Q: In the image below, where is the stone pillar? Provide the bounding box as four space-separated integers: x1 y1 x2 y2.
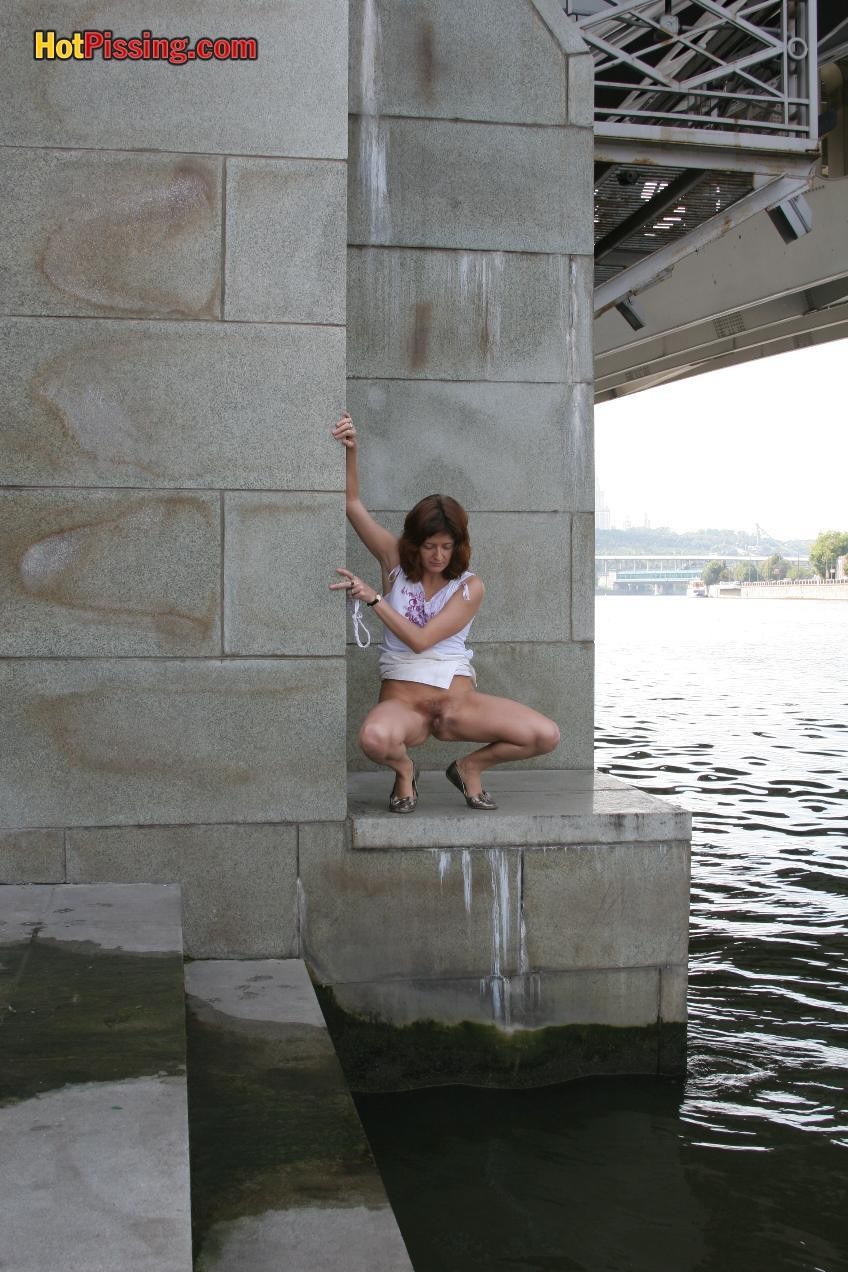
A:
345 0 595 770
0 2 350 944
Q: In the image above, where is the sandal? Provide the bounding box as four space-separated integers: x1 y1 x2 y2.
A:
445 760 497 811
389 762 419 814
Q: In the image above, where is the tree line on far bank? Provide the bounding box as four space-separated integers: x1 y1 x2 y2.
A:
702 531 848 586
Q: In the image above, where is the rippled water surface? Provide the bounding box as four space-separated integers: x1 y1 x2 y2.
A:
358 597 848 1272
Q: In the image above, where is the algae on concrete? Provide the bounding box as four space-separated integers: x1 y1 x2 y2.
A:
314 983 685 1092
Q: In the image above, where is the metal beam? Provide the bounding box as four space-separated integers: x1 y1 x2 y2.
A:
594 173 810 313
595 122 819 176
595 299 848 399
594 169 705 262
595 175 848 354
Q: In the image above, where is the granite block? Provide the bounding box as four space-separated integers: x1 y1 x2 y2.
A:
185 958 325 1029
67 824 298 959
348 116 593 253
347 771 691 850
298 822 522 981
347 248 574 382
568 254 595 385
566 381 594 512
0 830 64 884
1 658 346 827
3 0 347 158
571 512 595 642
660 963 689 1024
225 493 345 656
0 489 220 656
0 148 221 319
0 317 345 489
349 0 568 124
345 379 572 512
523 840 691 969
567 51 596 127
225 157 347 324
509 965 660 1028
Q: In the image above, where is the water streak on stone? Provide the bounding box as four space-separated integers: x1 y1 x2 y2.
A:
359 0 390 243
461 849 473 914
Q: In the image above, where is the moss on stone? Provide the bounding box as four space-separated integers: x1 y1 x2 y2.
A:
314 983 686 1092
0 940 185 1106
185 1006 387 1253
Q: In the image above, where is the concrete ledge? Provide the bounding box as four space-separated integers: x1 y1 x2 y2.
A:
185 959 413 1271
0 883 191 1271
348 769 691 849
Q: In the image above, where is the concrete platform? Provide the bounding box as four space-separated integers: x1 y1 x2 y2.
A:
347 768 691 849
0 883 192 1272
297 771 693 1087
185 958 413 1272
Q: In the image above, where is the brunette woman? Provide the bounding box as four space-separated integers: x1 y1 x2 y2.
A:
330 411 560 812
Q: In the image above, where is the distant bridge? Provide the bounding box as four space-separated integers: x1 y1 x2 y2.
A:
597 553 810 593
596 553 807 569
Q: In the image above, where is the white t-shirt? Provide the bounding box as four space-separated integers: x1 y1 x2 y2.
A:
379 566 476 660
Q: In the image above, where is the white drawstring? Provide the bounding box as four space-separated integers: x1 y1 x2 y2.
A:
348 596 372 648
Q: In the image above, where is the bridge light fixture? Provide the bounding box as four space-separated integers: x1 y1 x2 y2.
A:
615 296 647 331
767 194 813 244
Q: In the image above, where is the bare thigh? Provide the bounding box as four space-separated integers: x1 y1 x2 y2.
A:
434 690 556 747
358 699 432 753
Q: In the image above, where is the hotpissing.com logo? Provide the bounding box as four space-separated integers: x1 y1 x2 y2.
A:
33 30 258 64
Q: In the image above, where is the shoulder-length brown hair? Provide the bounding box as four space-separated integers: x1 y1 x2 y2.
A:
398 495 471 581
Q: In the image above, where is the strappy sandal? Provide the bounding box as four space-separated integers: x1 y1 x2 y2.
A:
389 762 419 814
445 760 497 811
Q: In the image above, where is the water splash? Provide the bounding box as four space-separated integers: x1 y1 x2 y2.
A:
488 849 513 1025
359 0 390 242
296 878 307 954
461 850 473 914
438 850 451 887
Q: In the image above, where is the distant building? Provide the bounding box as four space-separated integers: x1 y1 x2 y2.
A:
595 480 612 530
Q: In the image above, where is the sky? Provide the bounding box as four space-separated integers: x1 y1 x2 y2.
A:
595 337 848 541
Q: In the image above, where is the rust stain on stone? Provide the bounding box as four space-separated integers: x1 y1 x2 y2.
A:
29 689 253 785
417 22 437 103
11 497 216 639
37 158 220 318
31 346 166 480
410 302 432 370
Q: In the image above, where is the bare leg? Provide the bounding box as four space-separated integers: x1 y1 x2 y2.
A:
434 692 560 797
358 700 431 799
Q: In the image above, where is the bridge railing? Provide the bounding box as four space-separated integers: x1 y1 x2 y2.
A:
569 0 818 162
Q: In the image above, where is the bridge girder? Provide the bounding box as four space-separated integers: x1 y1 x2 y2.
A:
594 174 848 398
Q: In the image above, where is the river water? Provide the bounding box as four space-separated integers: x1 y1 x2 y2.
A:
357 597 848 1272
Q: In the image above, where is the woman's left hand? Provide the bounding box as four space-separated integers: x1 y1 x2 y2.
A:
330 568 378 605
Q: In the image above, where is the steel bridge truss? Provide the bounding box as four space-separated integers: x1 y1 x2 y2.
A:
569 2 822 316
575 0 817 163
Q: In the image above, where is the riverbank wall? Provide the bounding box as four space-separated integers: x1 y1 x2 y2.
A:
740 581 848 600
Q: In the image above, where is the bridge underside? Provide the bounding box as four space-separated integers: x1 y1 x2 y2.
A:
575 0 848 395
595 173 848 399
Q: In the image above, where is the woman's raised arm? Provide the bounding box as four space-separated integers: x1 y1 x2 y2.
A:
332 412 399 573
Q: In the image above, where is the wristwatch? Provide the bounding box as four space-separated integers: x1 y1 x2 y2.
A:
366 593 382 607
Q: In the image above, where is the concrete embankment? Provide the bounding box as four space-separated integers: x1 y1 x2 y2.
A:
739 582 848 600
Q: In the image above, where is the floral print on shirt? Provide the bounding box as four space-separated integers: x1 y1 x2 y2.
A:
401 585 428 627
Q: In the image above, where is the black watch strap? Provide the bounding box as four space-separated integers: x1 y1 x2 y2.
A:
366 594 382 607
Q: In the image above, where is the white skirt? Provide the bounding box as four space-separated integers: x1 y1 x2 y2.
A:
378 650 476 690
